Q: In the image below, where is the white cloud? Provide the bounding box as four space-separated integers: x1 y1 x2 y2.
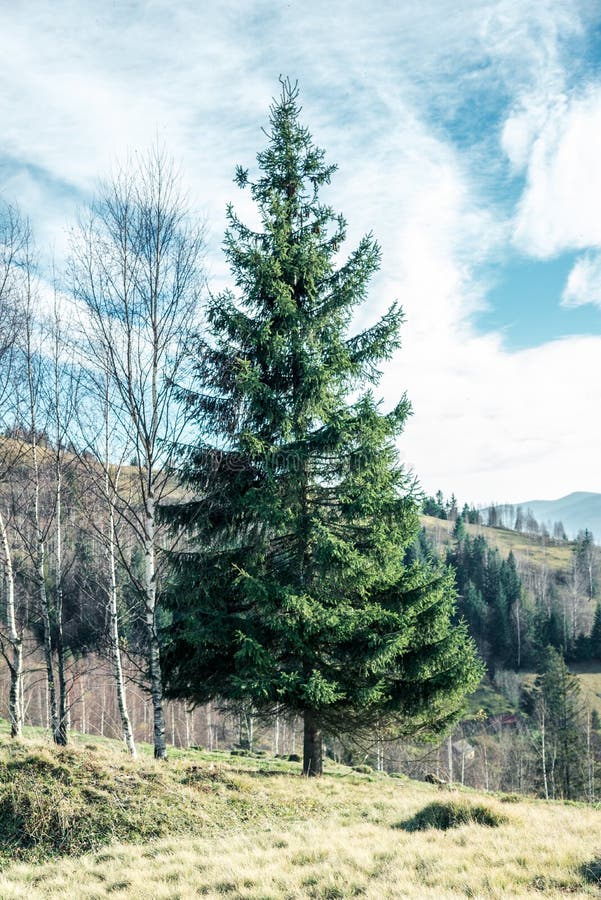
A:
510 86 601 257
562 252 601 308
376 154 601 503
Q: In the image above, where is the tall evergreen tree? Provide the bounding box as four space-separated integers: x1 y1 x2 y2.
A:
575 529 597 601
590 602 601 660
161 80 482 775
485 548 511 667
501 551 523 668
468 535 488 595
533 647 585 799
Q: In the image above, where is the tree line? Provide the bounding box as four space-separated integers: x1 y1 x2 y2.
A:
423 488 570 540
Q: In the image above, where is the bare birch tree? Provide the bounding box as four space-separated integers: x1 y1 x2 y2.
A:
45 284 84 744
0 201 29 736
21 248 65 743
70 148 204 758
71 358 137 756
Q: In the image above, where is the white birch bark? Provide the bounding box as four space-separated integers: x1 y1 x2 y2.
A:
144 491 167 758
52 312 68 745
104 374 137 757
0 509 22 737
25 307 59 741
540 704 549 800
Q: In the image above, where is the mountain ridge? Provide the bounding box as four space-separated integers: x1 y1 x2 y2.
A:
494 491 601 540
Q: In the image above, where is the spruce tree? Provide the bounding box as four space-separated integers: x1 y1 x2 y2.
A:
161 80 482 775
534 647 585 799
590 602 601 660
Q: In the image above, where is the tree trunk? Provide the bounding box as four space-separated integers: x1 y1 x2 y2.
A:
107 494 136 754
303 712 323 777
80 671 86 733
483 743 489 792
27 309 58 742
38 537 59 740
540 706 549 800
54 454 68 746
587 708 594 803
206 703 213 750
103 373 136 756
0 510 23 738
185 707 192 748
144 497 167 759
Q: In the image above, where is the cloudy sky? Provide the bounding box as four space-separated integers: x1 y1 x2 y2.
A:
1 0 600 506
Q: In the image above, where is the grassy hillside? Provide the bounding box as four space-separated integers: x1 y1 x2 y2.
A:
518 668 601 721
421 514 574 571
562 663 601 718
1 732 601 898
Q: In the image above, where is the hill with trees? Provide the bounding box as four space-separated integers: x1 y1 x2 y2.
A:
416 491 601 800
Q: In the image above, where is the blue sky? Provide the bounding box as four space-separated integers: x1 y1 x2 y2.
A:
2 0 601 504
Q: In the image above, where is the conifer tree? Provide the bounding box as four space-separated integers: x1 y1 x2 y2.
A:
590 602 601 660
161 80 482 775
533 647 585 799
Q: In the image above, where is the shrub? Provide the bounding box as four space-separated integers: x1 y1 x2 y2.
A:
499 793 522 804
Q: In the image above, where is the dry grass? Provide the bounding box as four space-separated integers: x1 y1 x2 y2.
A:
519 666 601 719
571 665 601 717
0 739 331 865
0 738 601 898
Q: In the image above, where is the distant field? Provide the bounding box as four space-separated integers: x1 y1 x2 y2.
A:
514 666 601 720
571 664 601 717
1 733 601 898
421 515 574 571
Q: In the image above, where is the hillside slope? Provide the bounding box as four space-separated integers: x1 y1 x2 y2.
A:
420 514 573 570
1 735 601 899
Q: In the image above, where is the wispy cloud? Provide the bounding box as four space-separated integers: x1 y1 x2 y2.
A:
561 252 601 308
511 87 601 257
1 0 601 503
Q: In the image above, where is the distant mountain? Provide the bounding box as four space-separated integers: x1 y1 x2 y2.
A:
493 492 601 541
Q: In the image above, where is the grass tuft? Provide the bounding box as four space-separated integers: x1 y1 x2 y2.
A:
581 857 601 885
396 799 508 832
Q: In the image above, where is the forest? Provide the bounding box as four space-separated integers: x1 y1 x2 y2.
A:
415 493 601 801
0 80 599 803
